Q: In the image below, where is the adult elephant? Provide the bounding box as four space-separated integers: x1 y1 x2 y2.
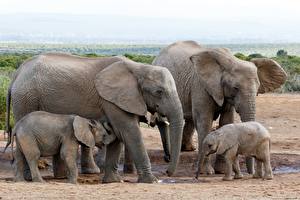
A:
6 53 184 183
152 41 287 174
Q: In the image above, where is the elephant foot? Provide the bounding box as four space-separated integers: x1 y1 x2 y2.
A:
234 173 243 179
123 163 135 174
102 172 123 183
32 177 45 183
222 176 233 181
14 176 26 182
164 154 170 163
253 173 263 179
264 174 273 180
81 165 100 174
23 169 32 181
181 142 196 151
53 165 68 178
137 174 158 183
67 178 78 184
204 163 215 175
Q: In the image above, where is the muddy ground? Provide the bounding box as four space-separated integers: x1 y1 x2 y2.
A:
0 93 299 199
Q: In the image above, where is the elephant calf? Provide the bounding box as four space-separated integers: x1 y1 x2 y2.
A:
11 111 116 184
197 122 273 181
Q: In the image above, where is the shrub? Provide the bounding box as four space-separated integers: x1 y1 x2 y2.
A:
276 49 288 57
248 53 264 60
0 75 13 130
124 53 155 64
234 53 248 61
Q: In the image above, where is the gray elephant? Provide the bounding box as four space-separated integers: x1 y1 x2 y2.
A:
153 41 286 174
197 122 273 181
10 111 116 184
6 53 184 183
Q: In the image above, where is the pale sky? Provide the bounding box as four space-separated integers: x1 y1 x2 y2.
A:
1 0 300 43
1 0 300 21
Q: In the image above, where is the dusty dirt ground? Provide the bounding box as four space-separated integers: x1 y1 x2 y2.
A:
0 93 300 199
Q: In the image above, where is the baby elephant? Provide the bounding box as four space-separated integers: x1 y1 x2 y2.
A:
11 111 116 184
198 122 273 181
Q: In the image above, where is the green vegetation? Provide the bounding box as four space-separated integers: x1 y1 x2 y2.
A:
234 52 300 92
0 75 12 130
0 49 299 129
124 53 155 64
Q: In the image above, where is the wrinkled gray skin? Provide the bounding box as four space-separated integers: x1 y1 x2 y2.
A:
198 122 273 181
12 111 116 184
153 41 287 174
6 53 184 183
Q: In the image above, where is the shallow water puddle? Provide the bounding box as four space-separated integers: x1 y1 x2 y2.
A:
273 166 300 174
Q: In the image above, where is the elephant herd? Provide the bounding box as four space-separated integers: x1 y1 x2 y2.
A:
5 40 287 184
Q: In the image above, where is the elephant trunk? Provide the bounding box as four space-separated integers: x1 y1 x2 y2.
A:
238 93 256 174
239 93 256 122
165 101 184 176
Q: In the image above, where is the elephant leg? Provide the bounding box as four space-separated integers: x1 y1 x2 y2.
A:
103 102 157 183
157 121 171 162
22 146 44 182
123 146 136 174
102 139 123 183
194 111 215 175
53 154 67 178
222 148 237 181
80 146 100 174
215 106 235 174
260 143 273 180
223 157 233 181
181 120 195 151
13 146 26 182
246 157 255 174
61 148 78 184
95 146 107 173
233 157 243 179
253 159 263 178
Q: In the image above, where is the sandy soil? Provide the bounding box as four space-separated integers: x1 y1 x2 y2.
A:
0 93 300 200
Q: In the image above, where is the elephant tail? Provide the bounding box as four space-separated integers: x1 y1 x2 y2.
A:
3 86 12 153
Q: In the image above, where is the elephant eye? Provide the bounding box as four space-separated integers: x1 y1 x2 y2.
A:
208 144 213 148
154 89 163 97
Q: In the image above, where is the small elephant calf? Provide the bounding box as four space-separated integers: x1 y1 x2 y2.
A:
198 122 273 181
11 111 116 184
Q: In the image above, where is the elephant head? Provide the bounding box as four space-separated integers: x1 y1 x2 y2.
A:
190 48 287 122
94 59 184 176
203 130 234 156
73 116 116 148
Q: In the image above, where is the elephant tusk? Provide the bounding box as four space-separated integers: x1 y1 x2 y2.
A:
164 121 170 126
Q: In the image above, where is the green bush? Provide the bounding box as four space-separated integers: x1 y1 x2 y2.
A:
277 49 288 57
124 53 155 64
0 75 13 130
234 53 248 61
248 53 264 60
0 54 32 69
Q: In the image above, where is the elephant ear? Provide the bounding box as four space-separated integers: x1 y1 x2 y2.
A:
95 61 147 116
215 131 235 154
251 58 287 94
73 116 95 148
190 50 224 106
